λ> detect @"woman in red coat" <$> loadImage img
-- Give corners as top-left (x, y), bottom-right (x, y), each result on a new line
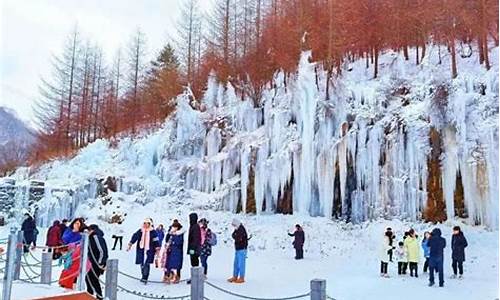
top-left (59, 244), bottom-right (91, 289)
top-left (46, 220), bottom-right (62, 259)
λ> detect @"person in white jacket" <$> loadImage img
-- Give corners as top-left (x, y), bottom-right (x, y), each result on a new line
top-left (395, 241), bottom-right (408, 275)
top-left (111, 222), bottom-right (125, 251)
top-left (380, 231), bottom-right (394, 277)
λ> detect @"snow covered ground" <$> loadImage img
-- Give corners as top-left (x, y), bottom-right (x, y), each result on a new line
top-left (1, 195), bottom-right (498, 300)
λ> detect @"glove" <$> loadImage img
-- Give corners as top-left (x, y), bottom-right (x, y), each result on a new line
top-left (189, 249), bottom-right (195, 255)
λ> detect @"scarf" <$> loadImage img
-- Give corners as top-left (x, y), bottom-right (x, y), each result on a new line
top-left (140, 227), bottom-right (151, 251)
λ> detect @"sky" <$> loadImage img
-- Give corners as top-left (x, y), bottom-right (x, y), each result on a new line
top-left (0, 0), bottom-right (211, 127)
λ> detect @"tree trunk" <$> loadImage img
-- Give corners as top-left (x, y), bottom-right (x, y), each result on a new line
top-left (450, 38), bottom-right (457, 78)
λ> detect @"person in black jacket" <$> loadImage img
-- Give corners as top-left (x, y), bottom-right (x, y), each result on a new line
top-left (288, 224), bottom-right (305, 259)
top-left (86, 224), bottom-right (109, 300)
top-left (21, 213), bottom-right (37, 253)
top-left (187, 213), bottom-right (201, 268)
top-left (428, 228), bottom-right (446, 287)
top-left (451, 226), bottom-right (468, 279)
top-left (228, 218), bottom-right (249, 283)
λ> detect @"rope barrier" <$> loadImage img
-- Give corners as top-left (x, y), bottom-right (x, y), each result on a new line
top-left (118, 270), bottom-right (189, 284)
top-left (205, 281), bottom-right (310, 300)
top-left (19, 261), bottom-right (41, 282)
top-left (27, 250), bottom-right (60, 267)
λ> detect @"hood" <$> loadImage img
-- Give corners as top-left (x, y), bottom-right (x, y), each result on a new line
top-left (431, 228), bottom-right (442, 237)
top-left (231, 218), bottom-right (241, 227)
top-left (189, 213), bottom-right (198, 225)
top-left (95, 228), bottom-right (104, 237)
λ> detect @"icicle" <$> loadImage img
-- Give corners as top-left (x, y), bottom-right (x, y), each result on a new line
top-left (441, 126), bottom-right (459, 221)
top-left (295, 51), bottom-right (318, 214)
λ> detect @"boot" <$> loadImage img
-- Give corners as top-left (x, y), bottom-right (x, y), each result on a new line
top-left (227, 276), bottom-right (237, 283)
top-left (163, 274), bottom-right (171, 284)
top-left (235, 277), bottom-right (245, 283)
top-left (174, 274), bottom-right (181, 284)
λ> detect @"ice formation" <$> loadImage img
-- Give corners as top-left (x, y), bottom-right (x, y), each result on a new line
top-left (8, 46), bottom-right (498, 229)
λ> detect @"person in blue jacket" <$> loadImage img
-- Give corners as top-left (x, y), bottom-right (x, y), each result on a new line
top-left (156, 224), bottom-right (166, 245)
top-left (421, 231), bottom-right (431, 273)
top-left (21, 213), bottom-right (37, 253)
top-left (428, 228), bottom-right (446, 287)
top-left (451, 226), bottom-right (468, 279)
top-left (127, 218), bottom-right (160, 284)
top-left (166, 221), bottom-right (185, 283)
top-left (62, 218), bottom-right (85, 245)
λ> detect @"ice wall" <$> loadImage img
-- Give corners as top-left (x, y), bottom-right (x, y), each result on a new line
top-left (23, 47), bottom-right (499, 229)
top-left (166, 49), bottom-right (498, 228)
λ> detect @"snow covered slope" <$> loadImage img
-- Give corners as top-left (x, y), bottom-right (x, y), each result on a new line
top-left (26, 45), bottom-right (499, 229)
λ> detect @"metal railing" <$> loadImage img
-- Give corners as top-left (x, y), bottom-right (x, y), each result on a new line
top-left (1, 230), bottom-right (335, 300)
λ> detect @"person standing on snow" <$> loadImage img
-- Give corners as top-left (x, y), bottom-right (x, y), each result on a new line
top-left (385, 227), bottom-right (396, 262)
top-left (111, 221), bottom-right (125, 251)
top-left (404, 229), bottom-right (420, 278)
top-left (86, 224), bottom-right (109, 300)
top-left (164, 221), bottom-right (185, 283)
top-left (187, 213), bottom-right (202, 270)
top-left (288, 224), bottom-right (305, 259)
top-left (59, 219), bottom-right (69, 239)
top-left (46, 220), bottom-right (63, 259)
top-left (21, 212), bottom-right (37, 253)
top-left (127, 218), bottom-right (161, 284)
top-left (451, 226), bottom-right (468, 279)
top-left (421, 231), bottom-right (431, 273)
top-left (380, 230), bottom-right (394, 278)
top-left (395, 241), bottom-right (408, 275)
top-left (228, 219), bottom-right (249, 283)
top-left (199, 218), bottom-right (217, 277)
top-left (62, 218), bottom-right (86, 245)
top-left (428, 228), bottom-right (446, 287)
top-left (155, 224), bottom-right (166, 268)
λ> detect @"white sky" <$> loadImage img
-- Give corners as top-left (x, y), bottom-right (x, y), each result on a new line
top-left (0, 0), bottom-right (211, 126)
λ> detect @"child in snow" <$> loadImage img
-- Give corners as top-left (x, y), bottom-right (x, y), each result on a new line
top-left (428, 228), bottom-right (446, 287)
top-left (395, 241), bottom-right (408, 275)
top-left (127, 218), bottom-right (161, 284)
top-left (422, 231), bottom-right (431, 273)
top-left (404, 229), bottom-right (420, 278)
top-left (288, 224), bottom-right (305, 260)
top-left (451, 226), bottom-right (468, 279)
top-left (200, 218), bottom-right (217, 277)
top-left (379, 230), bottom-right (394, 278)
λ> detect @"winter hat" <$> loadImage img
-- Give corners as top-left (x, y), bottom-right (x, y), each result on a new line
top-left (199, 218), bottom-right (208, 226)
top-left (144, 218), bottom-right (153, 225)
top-left (231, 218), bottom-right (241, 227)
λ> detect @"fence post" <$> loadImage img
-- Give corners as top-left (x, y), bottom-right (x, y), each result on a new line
top-left (190, 266), bottom-right (204, 300)
top-left (13, 230), bottom-right (23, 280)
top-left (105, 259), bottom-right (118, 300)
top-left (76, 232), bottom-right (90, 291)
top-left (2, 228), bottom-right (17, 300)
top-left (40, 251), bottom-right (52, 284)
top-left (310, 279), bottom-right (326, 300)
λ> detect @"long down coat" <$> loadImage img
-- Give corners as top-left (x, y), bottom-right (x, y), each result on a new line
top-left (130, 229), bottom-right (160, 265)
top-left (451, 232), bottom-right (468, 262)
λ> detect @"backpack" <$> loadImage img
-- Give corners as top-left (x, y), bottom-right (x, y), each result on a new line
top-left (208, 232), bottom-right (217, 246)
